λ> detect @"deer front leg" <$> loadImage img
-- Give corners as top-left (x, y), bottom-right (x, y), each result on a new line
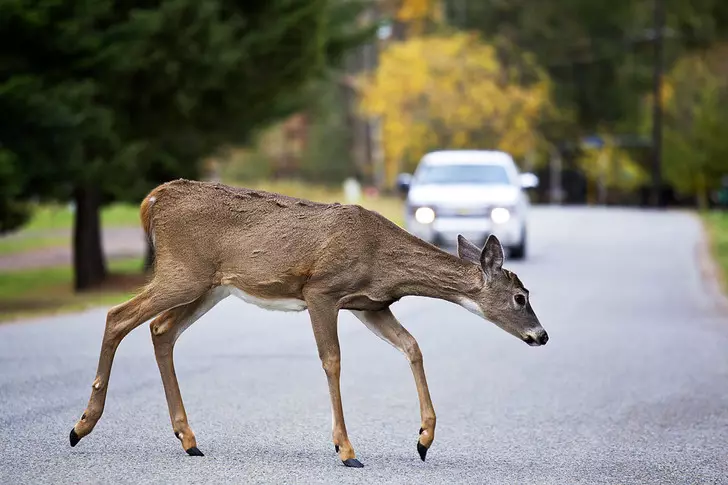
top-left (351, 308), bottom-right (436, 461)
top-left (305, 292), bottom-right (363, 468)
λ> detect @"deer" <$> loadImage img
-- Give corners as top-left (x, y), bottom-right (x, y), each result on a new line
top-left (69, 179), bottom-right (548, 468)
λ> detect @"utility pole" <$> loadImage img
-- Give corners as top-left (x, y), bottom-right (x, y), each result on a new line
top-left (651, 0), bottom-right (665, 208)
top-left (550, 146), bottom-right (563, 205)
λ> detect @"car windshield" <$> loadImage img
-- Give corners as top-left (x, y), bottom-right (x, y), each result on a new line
top-left (415, 163), bottom-right (511, 185)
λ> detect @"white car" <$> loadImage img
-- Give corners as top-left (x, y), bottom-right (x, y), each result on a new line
top-left (398, 150), bottom-right (538, 259)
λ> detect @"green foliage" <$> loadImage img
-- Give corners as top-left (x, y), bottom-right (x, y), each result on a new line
top-left (659, 48), bottom-right (728, 207)
top-left (324, 0), bottom-right (381, 66)
top-left (0, 148), bottom-right (30, 233)
top-left (221, 152), bottom-right (275, 182)
top-left (299, 80), bottom-right (355, 183)
top-left (442, 0), bottom-right (728, 136)
top-left (0, 0), bottom-right (374, 287)
top-left (0, 0), bottom-right (374, 203)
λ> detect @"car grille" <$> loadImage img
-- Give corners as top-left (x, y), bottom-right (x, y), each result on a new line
top-left (435, 207), bottom-right (491, 217)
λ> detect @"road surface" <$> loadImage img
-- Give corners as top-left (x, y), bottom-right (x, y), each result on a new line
top-left (1, 207), bottom-right (727, 484)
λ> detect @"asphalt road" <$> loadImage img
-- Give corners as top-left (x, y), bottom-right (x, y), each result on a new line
top-left (2, 207), bottom-right (728, 484)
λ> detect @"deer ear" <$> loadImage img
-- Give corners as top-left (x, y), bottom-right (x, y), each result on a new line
top-left (457, 235), bottom-right (482, 265)
top-left (481, 234), bottom-right (504, 276)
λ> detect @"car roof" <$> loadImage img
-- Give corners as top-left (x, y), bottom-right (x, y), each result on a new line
top-left (419, 150), bottom-right (515, 166)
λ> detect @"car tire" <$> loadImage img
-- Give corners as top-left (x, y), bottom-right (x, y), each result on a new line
top-left (509, 229), bottom-right (527, 260)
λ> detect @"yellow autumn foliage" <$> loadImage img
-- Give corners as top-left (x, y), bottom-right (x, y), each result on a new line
top-left (359, 33), bottom-right (552, 186)
top-left (576, 134), bottom-right (646, 202)
top-left (396, 0), bottom-right (442, 22)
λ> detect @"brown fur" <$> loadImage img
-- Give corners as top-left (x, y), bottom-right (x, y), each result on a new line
top-left (70, 179), bottom-right (547, 466)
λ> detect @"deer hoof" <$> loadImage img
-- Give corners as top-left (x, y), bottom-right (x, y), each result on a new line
top-left (417, 441), bottom-right (428, 461)
top-left (342, 458), bottom-right (364, 468)
top-left (186, 447), bottom-right (205, 457)
top-left (69, 428), bottom-right (80, 447)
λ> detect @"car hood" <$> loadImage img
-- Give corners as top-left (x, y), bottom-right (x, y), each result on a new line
top-left (407, 184), bottom-right (520, 207)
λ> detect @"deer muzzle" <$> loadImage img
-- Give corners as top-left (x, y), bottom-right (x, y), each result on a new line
top-left (522, 329), bottom-right (549, 347)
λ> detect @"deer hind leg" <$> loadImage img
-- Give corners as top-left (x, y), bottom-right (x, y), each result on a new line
top-left (305, 292), bottom-right (363, 468)
top-left (69, 278), bottom-right (207, 448)
top-left (351, 308), bottom-right (436, 462)
top-left (150, 287), bottom-right (229, 456)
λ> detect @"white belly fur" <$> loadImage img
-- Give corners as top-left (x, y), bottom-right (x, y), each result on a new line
top-left (225, 285), bottom-right (307, 312)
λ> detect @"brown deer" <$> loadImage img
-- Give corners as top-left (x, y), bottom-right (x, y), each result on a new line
top-left (69, 179), bottom-right (548, 468)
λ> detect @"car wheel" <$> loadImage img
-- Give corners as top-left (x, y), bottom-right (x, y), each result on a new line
top-left (509, 229), bottom-right (527, 260)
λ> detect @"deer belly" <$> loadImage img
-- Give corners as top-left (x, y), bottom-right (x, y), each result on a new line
top-left (225, 286), bottom-right (308, 312)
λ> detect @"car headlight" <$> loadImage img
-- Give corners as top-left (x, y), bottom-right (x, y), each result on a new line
top-left (414, 206), bottom-right (436, 224)
top-left (490, 207), bottom-right (511, 224)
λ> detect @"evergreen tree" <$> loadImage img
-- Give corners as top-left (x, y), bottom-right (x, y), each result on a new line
top-left (0, 0), bottom-right (373, 289)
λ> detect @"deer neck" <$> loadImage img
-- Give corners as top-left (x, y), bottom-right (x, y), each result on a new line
top-left (388, 239), bottom-right (480, 303)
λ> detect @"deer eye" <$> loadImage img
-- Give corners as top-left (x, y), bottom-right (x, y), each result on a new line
top-left (514, 294), bottom-right (526, 306)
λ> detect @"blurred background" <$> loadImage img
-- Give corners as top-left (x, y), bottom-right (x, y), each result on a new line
top-left (2, 0), bottom-right (728, 320)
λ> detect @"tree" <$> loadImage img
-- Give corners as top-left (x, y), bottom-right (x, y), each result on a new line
top-left (0, 0), bottom-right (374, 289)
top-left (358, 32), bottom-right (553, 186)
top-left (657, 45), bottom-right (728, 208)
top-left (576, 135), bottom-right (647, 204)
top-left (0, 148), bottom-right (30, 234)
top-left (441, 0), bottom-right (728, 137)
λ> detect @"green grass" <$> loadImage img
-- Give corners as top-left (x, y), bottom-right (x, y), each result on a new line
top-left (0, 203), bottom-right (140, 256)
top-left (0, 235), bottom-right (68, 255)
top-left (24, 203), bottom-right (140, 231)
top-left (0, 257), bottom-right (145, 321)
top-left (703, 211), bottom-right (728, 291)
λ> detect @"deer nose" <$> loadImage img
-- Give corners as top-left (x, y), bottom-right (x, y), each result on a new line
top-left (523, 329), bottom-right (549, 346)
top-left (537, 331), bottom-right (549, 345)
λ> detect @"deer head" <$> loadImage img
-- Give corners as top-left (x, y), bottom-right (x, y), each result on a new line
top-left (456, 234), bottom-right (548, 346)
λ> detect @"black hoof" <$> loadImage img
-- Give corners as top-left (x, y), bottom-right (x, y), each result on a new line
top-left (186, 447), bottom-right (204, 456)
top-left (69, 428), bottom-right (80, 447)
top-left (417, 441), bottom-right (428, 461)
top-left (342, 458), bottom-right (364, 468)
top-left (335, 445), bottom-right (339, 453)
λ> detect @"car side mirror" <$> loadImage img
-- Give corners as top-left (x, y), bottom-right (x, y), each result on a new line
top-left (519, 173), bottom-right (539, 189)
top-left (396, 173), bottom-right (412, 194)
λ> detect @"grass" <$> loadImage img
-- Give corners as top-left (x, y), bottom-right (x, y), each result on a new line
top-left (24, 203), bottom-right (140, 231)
top-left (0, 203), bottom-right (139, 256)
top-left (0, 258), bottom-right (145, 322)
top-left (0, 235), bottom-right (68, 255)
top-left (235, 179), bottom-right (405, 226)
top-left (703, 211), bottom-right (728, 292)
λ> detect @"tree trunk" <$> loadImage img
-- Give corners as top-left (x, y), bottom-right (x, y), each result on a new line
top-left (73, 186), bottom-right (107, 291)
top-left (696, 171), bottom-right (709, 211)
